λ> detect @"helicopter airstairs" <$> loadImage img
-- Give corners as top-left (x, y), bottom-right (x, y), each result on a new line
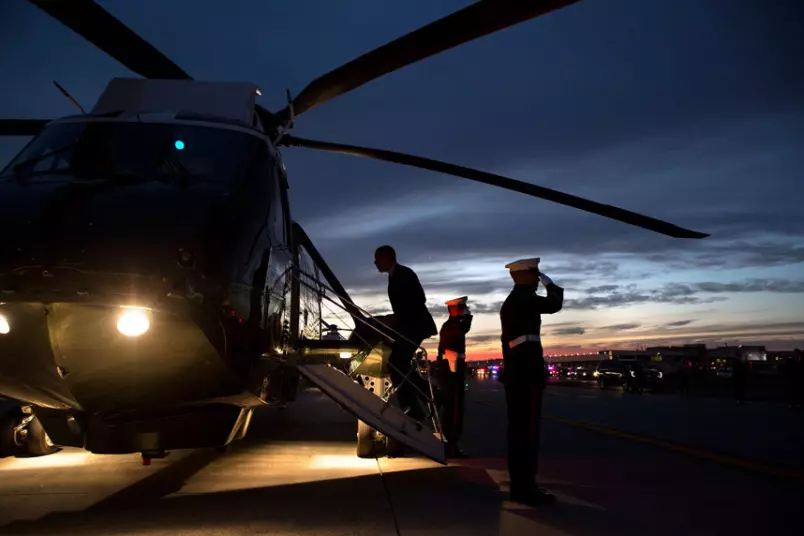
top-left (290, 222), bottom-right (446, 464)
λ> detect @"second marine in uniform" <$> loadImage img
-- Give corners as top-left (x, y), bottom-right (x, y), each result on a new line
top-left (499, 257), bottom-right (564, 506)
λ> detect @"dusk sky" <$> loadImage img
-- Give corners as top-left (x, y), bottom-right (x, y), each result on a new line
top-left (2, 0), bottom-right (802, 360)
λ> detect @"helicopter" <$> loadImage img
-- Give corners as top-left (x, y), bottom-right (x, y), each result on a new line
top-left (0, 0), bottom-right (707, 464)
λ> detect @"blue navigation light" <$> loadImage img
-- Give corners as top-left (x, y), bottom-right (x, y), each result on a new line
top-left (174, 140), bottom-right (185, 150)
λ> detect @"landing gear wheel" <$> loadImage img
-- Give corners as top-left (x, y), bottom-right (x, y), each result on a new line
top-left (385, 435), bottom-right (405, 458)
top-left (25, 418), bottom-right (58, 457)
top-left (356, 420), bottom-right (377, 458)
top-left (0, 410), bottom-right (22, 457)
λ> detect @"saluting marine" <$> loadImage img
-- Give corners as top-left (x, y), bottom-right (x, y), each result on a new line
top-left (437, 296), bottom-right (473, 458)
top-left (499, 257), bottom-right (563, 506)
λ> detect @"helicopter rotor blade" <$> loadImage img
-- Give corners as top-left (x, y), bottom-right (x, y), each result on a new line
top-left (278, 135), bottom-right (709, 240)
top-left (0, 119), bottom-right (51, 136)
top-left (29, 0), bottom-right (190, 80)
top-left (275, 0), bottom-right (583, 121)
top-left (28, 1), bottom-right (282, 127)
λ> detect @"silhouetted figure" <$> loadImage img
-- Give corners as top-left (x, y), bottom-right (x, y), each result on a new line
top-left (679, 361), bottom-right (693, 396)
top-left (374, 245), bottom-right (438, 421)
top-left (499, 257), bottom-right (563, 507)
top-left (626, 362), bottom-right (644, 394)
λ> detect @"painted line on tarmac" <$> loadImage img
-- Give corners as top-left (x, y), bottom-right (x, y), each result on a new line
top-left (473, 400), bottom-right (804, 482)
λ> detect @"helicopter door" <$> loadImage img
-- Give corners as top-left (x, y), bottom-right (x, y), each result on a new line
top-left (296, 364), bottom-right (446, 464)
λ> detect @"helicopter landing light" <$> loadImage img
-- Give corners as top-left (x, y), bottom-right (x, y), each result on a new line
top-left (0, 314), bottom-right (9, 335)
top-left (117, 307), bottom-right (150, 337)
top-left (174, 140), bottom-right (185, 150)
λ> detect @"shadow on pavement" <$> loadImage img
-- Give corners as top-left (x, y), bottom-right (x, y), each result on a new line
top-left (0, 454), bottom-right (668, 536)
top-left (0, 471), bottom-right (396, 536)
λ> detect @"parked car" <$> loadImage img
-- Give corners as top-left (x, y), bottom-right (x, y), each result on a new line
top-left (595, 360), bottom-right (630, 390)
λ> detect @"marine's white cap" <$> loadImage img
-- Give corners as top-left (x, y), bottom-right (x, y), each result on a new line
top-left (445, 296), bottom-right (468, 306)
top-left (505, 257), bottom-right (540, 272)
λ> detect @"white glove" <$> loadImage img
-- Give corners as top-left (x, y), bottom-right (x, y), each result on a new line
top-left (539, 272), bottom-right (554, 287)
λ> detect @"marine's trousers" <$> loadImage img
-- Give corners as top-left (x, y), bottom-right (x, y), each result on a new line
top-left (504, 378), bottom-right (544, 495)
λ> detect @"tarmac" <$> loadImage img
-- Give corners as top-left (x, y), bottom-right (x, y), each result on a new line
top-left (0, 376), bottom-right (802, 535)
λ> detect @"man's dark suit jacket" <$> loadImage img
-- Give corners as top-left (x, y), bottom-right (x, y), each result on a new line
top-left (388, 263), bottom-right (438, 341)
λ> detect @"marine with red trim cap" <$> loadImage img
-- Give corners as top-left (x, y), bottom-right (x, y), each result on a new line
top-left (437, 296), bottom-right (473, 458)
top-left (499, 257), bottom-right (564, 506)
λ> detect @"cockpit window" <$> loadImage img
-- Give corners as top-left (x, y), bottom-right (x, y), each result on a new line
top-left (0, 121), bottom-right (269, 189)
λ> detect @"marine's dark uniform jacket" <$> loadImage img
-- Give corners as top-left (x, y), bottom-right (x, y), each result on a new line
top-left (500, 282), bottom-right (564, 379)
top-left (438, 315), bottom-right (473, 356)
top-left (388, 263), bottom-right (438, 340)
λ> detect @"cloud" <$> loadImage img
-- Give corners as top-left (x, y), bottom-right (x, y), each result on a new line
top-left (665, 320), bottom-right (695, 327)
top-left (467, 301), bottom-right (505, 314)
top-left (579, 321), bottom-right (804, 350)
top-left (546, 321), bottom-right (588, 328)
top-left (585, 285), bottom-right (619, 294)
top-left (553, 327), bottom-right (586, 336)
top-left (566, 278), bottom-right (804, 311)
top-left (599, 323), bottom-right (642, 331)
top-left (645, 243), bottom-right (804, 271)
top-left (693, 279), bottom-right (804, 293)
top-left (565, 291), bottom-right (723, 311)
top-left (463, 333), bottom-right (502, 345)
top-left (362, 304), bottom-right (391, 316)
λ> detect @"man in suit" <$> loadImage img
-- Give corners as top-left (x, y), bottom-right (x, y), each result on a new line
top-left (374, 245), bottom-right (438, 421)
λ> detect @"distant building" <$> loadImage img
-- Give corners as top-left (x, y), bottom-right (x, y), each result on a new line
top-left (598, 349), bottom-right (652, 360)
top-left (767, 350), bottom-right (800, 361)
top-left (708, 345), bottom-right (767, 361)
top-left (547, 353), bottom-right (605, 364)
top-left (646, 345), bottom-right (707, 363)
top-left (597, 344), bottom-right (768, 364)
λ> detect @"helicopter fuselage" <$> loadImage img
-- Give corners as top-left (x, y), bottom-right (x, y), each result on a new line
top-left (0, 114), bottom-right (298, 454)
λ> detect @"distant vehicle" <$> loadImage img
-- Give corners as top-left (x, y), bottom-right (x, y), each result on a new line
top-left (595, 360), bottom-right (662, 392)
top-left (595, 360), bottom-right (630, 390)
top-left (716, 366), bottom-right (734, 379)
top-left (641, 365), bottom-right (665, 391)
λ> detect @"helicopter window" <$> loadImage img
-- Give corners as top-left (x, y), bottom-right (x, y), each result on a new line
top-left (1, 121), bottom-right (269, 189)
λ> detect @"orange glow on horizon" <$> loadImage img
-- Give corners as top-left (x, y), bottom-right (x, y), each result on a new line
top-left (421, 342), bottom-right (588, 361)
